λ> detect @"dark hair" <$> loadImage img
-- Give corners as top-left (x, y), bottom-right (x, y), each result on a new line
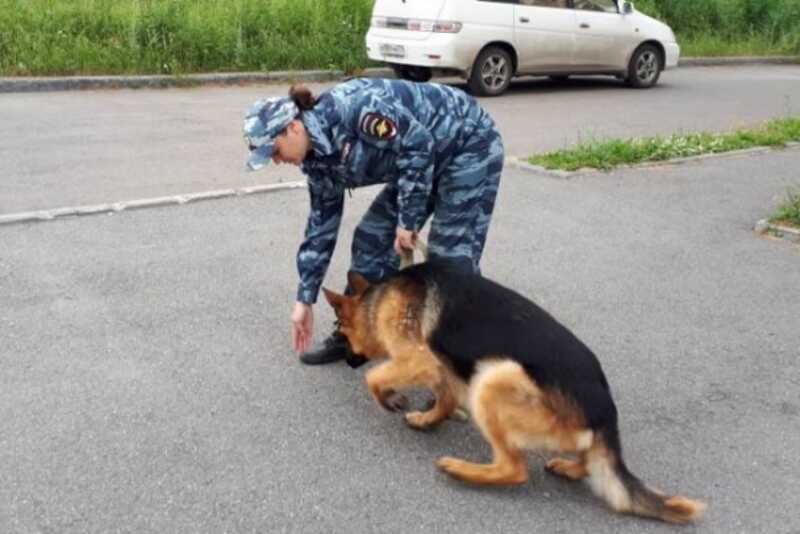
top-left (289, 84), bottom-right (317, 111)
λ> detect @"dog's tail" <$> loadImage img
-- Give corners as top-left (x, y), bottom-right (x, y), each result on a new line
top-left (586, 429), bottom-right (706, 524)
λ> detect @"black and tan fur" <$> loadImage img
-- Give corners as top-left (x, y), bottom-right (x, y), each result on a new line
top-left (323, 261), bottom-right (706, 524)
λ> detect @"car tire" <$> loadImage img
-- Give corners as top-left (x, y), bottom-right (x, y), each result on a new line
top-left (468, 46), bottom-right (513, 97)
top-left (626, 44), bottom-right (662, 88)
top-left (390, 64), bottom-right (433, 83)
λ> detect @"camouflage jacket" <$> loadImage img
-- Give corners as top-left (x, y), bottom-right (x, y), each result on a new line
top-left (296, 78), bottom-right (493, 304)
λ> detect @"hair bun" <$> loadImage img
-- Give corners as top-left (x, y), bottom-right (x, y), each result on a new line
top-left (289, 85), bottom-right (317, 111)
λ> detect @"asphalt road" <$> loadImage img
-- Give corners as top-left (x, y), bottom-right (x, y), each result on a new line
top-left (3, 144), bottom-right (800, 532)
top-left (1, 65), bottom-right (800, 213)
top-left (2, 66), bottom-right (800, 533)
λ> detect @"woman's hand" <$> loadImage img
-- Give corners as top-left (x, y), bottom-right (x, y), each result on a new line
top-left (291, 301), bottom-right (314, 354)
top-left (394, 227), bottom-right (417, 256)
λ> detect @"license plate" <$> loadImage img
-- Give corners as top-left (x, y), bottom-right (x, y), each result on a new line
top-left (379, 44), bottom-right (406, 58)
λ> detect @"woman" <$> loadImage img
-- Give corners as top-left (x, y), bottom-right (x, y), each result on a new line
top-left (243, 78), bottom-right (504, 365)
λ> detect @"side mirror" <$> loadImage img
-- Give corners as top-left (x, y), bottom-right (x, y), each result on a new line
top-left (622, 1), bottom-right (634, 14)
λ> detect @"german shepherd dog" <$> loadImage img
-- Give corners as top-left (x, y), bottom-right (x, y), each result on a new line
top-left (323, 261), bottom-right (706, 524)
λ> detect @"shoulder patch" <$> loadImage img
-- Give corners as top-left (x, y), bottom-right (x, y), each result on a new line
top-left (359, 112), bottom-right (397, 141)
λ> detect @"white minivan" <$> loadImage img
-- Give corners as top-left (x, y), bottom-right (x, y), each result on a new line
top-left (365, 0), bottom-right (679, 96)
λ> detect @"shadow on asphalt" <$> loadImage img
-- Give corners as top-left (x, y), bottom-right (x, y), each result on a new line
top-left (445, 75), bottom-right (676, 96)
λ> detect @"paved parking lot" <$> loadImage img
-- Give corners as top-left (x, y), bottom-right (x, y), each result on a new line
top-left (2, 65), bottom-right (800, 214)
top-left (2, 66), bottom-right (799, 533)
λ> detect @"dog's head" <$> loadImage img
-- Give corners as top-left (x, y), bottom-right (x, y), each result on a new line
top-left (322, 272), bottom-right (384, 360)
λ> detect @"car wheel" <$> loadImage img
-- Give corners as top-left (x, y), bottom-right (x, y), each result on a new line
top-left (626, 44), bottom-right (662, 88)
top-left (390, 64), bottom-right (433, 83)
top-left (468, 46), bottom-right (513, 97)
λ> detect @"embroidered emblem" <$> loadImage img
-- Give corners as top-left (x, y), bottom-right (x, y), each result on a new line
top-left (360, 112), bottom-right (397, 140)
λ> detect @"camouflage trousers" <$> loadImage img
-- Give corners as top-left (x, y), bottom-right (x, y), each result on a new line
top-left (349, 127), bottom-right (503, 287)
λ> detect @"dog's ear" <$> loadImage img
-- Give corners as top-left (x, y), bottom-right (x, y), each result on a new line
top-left (322, 287), bottom-right (344, 313)
top-left (347, 272), bottom-right (371, 295)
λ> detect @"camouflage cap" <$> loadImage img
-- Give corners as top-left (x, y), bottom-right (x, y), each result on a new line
top-left (243, 97), bottom-right (299, 171)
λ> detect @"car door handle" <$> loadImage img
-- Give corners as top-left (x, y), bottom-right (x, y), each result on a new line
top-left (580, 23), bottom-right (591, 28)
top-left (519, 17), bottom-right (530, 23)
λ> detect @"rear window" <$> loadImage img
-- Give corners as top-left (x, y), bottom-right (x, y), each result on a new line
top-left (519, 0), bottom-right (569, 6)
top-left (371, 0), bottom-right (447, 19)
top-left (573, 0), bottom-right (619, 13)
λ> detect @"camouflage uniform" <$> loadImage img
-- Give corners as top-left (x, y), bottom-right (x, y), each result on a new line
top-left (244, 78), bottom-right (504, 305)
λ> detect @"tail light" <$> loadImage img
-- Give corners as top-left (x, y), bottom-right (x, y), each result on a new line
top-left (431, 21), bottom-right (462, 33)
top-left (371, 16), bottom-right (462, 33)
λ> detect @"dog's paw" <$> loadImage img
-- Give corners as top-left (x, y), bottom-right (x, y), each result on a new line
top-left (382, 391), bottom-right (409, 412)
top-left (404, 411), bottom-right (427, 430)
top-left (545, 458), bottom-right (588, 481)
top-left (404, 410), bottom-right (437, 430)
top-left (437, 457), bottom-right (467, 478)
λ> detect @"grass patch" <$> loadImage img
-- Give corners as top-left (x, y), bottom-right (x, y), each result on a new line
top-left (636, 0), bottom-right (800, 57)
top-left (680, 32), bottom-right (800, 57)
top-left (0, 0), bottom-right (374, 76)
top-left (769, 188), bottom-right (800, 228)
top-left (528, 117), bottom-right (800, 171)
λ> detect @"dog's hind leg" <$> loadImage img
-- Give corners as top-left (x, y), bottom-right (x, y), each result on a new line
top-left (437, 359), bottom-right (593, 486)
top-left (437, 437), bottom-right (528, 486)
top-left (437, 360), bottom-right (532, 485)
top-left (545, 454), bottom-right (589, 481)
top-left (436, 422), bottom-right (528, 486)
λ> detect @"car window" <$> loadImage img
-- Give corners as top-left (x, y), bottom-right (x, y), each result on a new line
top-left (518, 0), bottom-right (569, 7)
top-left (573, 0), bottom-right (618, 13)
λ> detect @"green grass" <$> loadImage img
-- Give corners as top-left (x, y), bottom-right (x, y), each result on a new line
top-left (527, 117), bottom-right (800, 171)
top-left (0, 0), bottom-right (798, 76)
top-left (0, 0), bottom-right (374, 76)
top-left (769, 188), bottom-right (800, 227)
top-left (636, 0), bottom-right (800, 56)
top-left (680, 33), bottom-right (800, 57)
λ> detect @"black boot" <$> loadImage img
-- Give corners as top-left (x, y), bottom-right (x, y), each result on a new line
top-left (299, 329), bottom-right (369, 368)
top-left (300, 331), bottom-right (349, 365)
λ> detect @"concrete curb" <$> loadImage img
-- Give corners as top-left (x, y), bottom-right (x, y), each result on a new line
top-left (0, 68), bottom-right (394, 94)
top-left (679, 56), bottom-right (800, 67)
top-left (511, 142), bottom-right (800, 179)
top-left (506, 157), bottom-right (586, 179)
top-left (754, 218), bottom-right (800, 244)
top-left (0, 181), bottom-right (306, 228)
top-left (1, 56), bottom-right (797, 93)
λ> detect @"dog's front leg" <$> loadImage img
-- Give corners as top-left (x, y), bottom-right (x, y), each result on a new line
top-left (404, 386), bottom-right (456, 431)
top-left (403, 358), bottom-right (462, 430)
top-left (370, 365), bottom-right (456, 430)
top-left (365, 362), bottom-right (409, 412)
